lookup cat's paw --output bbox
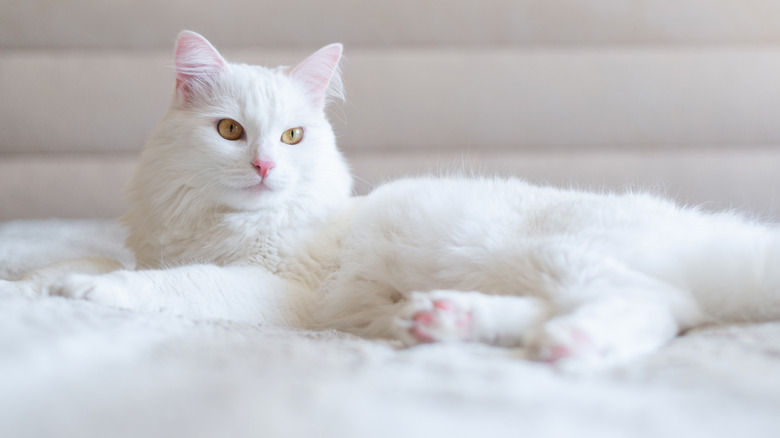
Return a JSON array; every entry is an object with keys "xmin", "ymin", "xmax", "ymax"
[
  {"xmin": 50, "ymin": 272, "xmax": 135, "ymax": 309},
  {"xmin": 530, "ymin": 319, "xmax": 604, "ymax": 370},
  {"xmin": 395, "ymin": 291, "xmax": 474, "ymax": 346},
  {"xmin": 529, "ymin": 306, "xmax": 670, "ymax": 372}
]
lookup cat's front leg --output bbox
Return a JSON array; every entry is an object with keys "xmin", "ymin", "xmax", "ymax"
[
  {"xmin": 395, "ymin": 290, "xmax": 550, "ymax": 348},
  {"xmin": 52, "ymin": 264, "xmax": 310, "ymax": 326},
  {"xmin": 52, "ymin": 271, "xmax": 147, "ymax": 310},
  {"xmin": 1, "ymin": 257, "xmax": 124, "ymax": 297}
]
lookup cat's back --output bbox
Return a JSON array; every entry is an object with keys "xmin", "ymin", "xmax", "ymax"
[
  {"xmin": 351, "ymin": 176, "xmax": 679, "ymax": 243},
  {"xmin": 334, "ymin": 175, "xmax": 716, "ymax": 296}
]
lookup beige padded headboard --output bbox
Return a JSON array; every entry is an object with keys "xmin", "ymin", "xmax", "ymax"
[{"xmin": 1, "ymin": 0, "xmax": 779, "ymax": 220}]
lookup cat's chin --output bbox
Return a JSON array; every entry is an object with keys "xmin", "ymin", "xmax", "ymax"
[
  {"xmin": 220, "ymin": 182, "xmax": 286, "ymax": 211},
  {"xmin": 242, "ymin": 181, "xmax": 272, "ymax": 195}
]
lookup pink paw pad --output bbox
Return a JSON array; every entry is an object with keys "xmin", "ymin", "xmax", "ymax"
[
  {"xmin": 413, "ymin": 311, "xmax": 435, "ymax": 325},
  {"xmin": 539, "ymin": 329, "xmax": 595, "ymax": 363},
  {"xmin": 407, "ymin": 299, "xmax": 473, "ymax": 344},
  {"xmin": 433, "ymin": 300, "xmax": 454, "ymax": 311},
  {"xmin": 542, "ymin": 346, "xmax": 573, "ymax": 363}
]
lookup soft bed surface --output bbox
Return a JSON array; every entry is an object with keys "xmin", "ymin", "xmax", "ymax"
[{"xmin": 1, "ymin": 219, "xmax": 779, "ymax": 438}]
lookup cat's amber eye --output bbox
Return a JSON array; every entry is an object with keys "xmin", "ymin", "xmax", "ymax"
[
  {"xmin": 217, "ymin": 119, "xmax": 244, "ymax": 141},
  {"xmin": 281, "ymin": 127, "xmax": 304, "ymax": 145}
]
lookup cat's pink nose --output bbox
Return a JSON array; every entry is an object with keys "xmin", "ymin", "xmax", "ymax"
[{"xmin": 252, "ymin": 159, "xmax": 275, "ymax": 179}]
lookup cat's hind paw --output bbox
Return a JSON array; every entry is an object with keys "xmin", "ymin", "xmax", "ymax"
[
  {"xmin": 395, "ymin": 291, "xmax": 474, "ymax": 346},
  {"xmin": 528, "ymin": 301, "xmax": 677, "ymax": 372},
  {"xmin": 531, "ymin": 319, "xmax": 602, "ymax": 369}
]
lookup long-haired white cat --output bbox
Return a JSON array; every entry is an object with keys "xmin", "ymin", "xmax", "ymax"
[{"xmin": 9, "ymin": 31, "xmax": 780, "ymax": 369}]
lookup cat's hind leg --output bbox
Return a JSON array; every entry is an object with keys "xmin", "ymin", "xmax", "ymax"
[
  {"xmin": 530, "ymin": 297, "xmax": 680, "ymax": 370},
  {"xmin": 529, "ymin": 269, "xmax": 705, "ymax": 370},
  {"xmin": 395, "ymin": 290, "xmax": 549, "ymax": 348}
]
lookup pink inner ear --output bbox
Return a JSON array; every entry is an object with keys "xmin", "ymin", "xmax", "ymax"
[
  {"xmin": 290, "ymin": 43, "xmax": 343, "ymax": 109},
  {"xmin": 174, "ymin": 31, "xmax": 228, "ymax": 99}
]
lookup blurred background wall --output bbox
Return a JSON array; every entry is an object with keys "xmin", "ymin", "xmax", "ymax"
[{"xmin": 1, "ymin": 0, "xmax": 779, "ymax": 220}]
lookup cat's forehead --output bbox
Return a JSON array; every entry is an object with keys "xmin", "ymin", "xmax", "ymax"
[
  {"xmin": 190, "ymin": 64, "xmax": 317, "ymax": 136},
  {"xmin": 227, "ymin": 64, "xmax": 299, "ymax": 104}
]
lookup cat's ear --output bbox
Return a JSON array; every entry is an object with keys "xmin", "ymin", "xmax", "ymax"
[
  {"xmin": 174, "ymin": 31, "xmax": 228, "ymax": 101},
  {"xmin": 290, "ymin": 43, "xmax": 344, "ymax": 110}
]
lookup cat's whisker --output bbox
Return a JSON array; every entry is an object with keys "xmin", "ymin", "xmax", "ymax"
[
  {"xmin": 318, "ymin": 168, "xmax": 374, "ymax": 187},
  {"xmin": 182, "ymin": 169, "xmax": 214, "ymax": 187},
  {"xmin": 348, "ymin": 174, "xmax": 372, "ymax": 188},
  {"xmin": 316, "ymin": 168, "xmax": 373, "ymax": 196}
]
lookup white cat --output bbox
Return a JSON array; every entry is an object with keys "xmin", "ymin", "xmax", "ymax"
[{"xmin": 10, "ymin": 31, "xmax": 780, "ymax": 369}]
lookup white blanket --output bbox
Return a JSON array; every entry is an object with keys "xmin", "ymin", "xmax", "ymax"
[{"xmin": 1, "ymin": 219, "xmax": 779, "ymax": 438}]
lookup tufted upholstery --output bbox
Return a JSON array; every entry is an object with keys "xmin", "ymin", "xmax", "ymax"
[{"xmin": 1, "ymin": 0, "xmax": 779, "ymax": 220}]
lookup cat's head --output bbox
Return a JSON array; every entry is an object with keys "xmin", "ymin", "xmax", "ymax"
[{"xmin": 139, "ymin": 31, "xmax": 352, "ymax": 215}]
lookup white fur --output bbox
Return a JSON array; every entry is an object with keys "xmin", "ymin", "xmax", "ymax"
[
  {"xmin": 12, "ymin": 32, "xmax": 780, "ymax": 369},
  {"xmin": 122, "ymin": 32, "xmax": 352, "ymax": 270}
]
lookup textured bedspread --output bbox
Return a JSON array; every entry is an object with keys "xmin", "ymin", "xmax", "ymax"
[{"xmin": 1, "ymin": 219, "xmax": 779, "ymax": 438}]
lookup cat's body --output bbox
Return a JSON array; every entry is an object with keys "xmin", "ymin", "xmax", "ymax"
[{"xmin": 8, "ymin": 31, "xmax": 780, "ymax": 369}]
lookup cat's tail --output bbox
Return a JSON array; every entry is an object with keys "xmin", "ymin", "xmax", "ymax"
[{"xmin": 1, "ymin": 257, "xmax": 124, "ymax": 296}]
